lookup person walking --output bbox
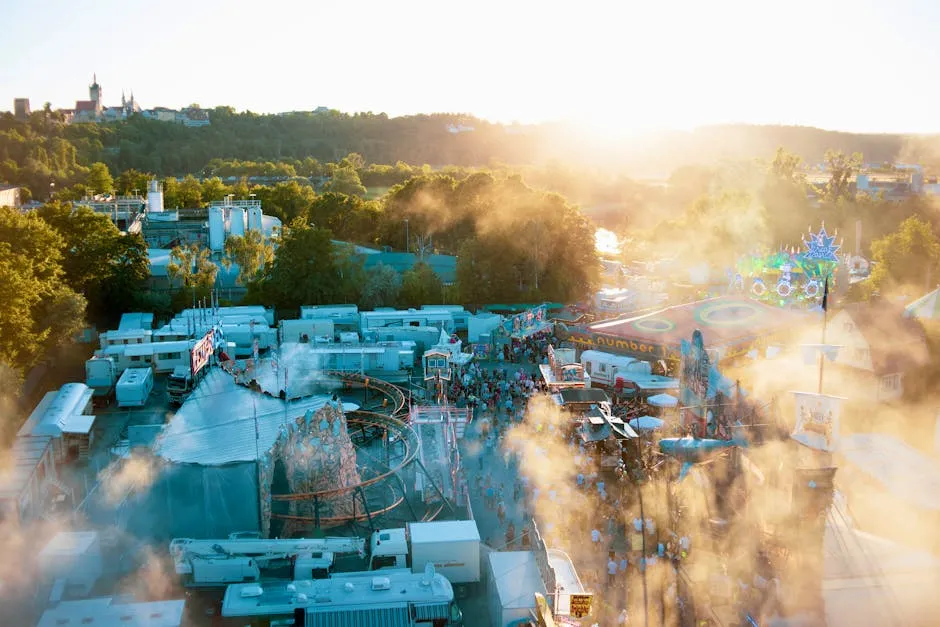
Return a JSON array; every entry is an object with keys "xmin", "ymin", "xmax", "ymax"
[
  {"xmin": 497, "ymin": 499, "xmax": 507, "ymax": 526},
  {"xmin": 505, "ymin": 521, "xmax": 516, "ymax": 549},
  {"xmin": 607, "ymin": 556, "xmax": 618, "ymax": 587}
]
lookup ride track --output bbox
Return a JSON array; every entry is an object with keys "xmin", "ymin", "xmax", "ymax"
[{"xmin": 268, "ymin": 371, "xmax": 424, "ymax": 526}]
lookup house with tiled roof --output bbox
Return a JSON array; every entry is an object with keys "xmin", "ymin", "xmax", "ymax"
[{"xmin": 823, "ymin": 300, "xmax": 928, "ymax": 402}]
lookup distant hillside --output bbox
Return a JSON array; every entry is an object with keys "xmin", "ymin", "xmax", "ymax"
[{"xmin": 5, "ymin": 108, "xmax": 940, "ymax": 180}]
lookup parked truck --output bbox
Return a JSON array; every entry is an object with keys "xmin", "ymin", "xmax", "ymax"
[
  {"xmin": 580, "ymin": 349, "xmax": 678, "ymax": 393},
  {"xmin": 170, "ymin": 534, "xmax": 367, "ymax": 588},
  {"xmin": 369, "ymin": 520, "xmax": 481, "ymax": 585},
  {"xmin": 166, "ymin": 365, "xmax": 207, "ymax": 406},
  {"xmin": 85, "ymin": 356, "xmax": 119, "ymax": 407},
  {"xmin": 115, "ymin": 367, "xmax": 154, "ymax": 408}
]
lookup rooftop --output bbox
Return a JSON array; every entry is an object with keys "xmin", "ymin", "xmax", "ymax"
[
  {"xmin": 152, "ymin": 367, "xmax": 358, "ymax": 465},
  {"xmin": 0, "ymin": 436, "xmax": 53, "ymax": 500},
  {"xmin": 38, "ymin": 531, "xmax": 99, "ymax": 559},
  {"xmin": 222, "ymin": 571, "xmax": 454, "ymax": 617},
  {"xmin": 488, "ymin": 550, "xmax": 547, "ymax": 610},
  {"xmin": 35, "ymin": 597, "xmax": 185, "ymax": 627},
  {"xmin": 18, "ymin": 384, "xmax": 95, "ymax": 437},
  {"xmin": 839, "ymin": 433, "xmax": 940, "ymax": 511}
]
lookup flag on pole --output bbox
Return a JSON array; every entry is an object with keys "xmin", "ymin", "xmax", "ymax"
[{"xmin": 822, "ymin": 275, "xmax": 829, "ymax": 311}]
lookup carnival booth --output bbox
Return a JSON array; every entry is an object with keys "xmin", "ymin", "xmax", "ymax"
[
  {"xmin": 571, "ymin": 296, "xmax": 809, "ymax": 368},
  {"xmin": 539, "ymin": 345, "xmax": 588, "ymax": 392}
]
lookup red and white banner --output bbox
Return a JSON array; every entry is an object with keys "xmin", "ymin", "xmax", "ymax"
[{"xmin": 190, "ymin": 331, "xmax": 214, "ymax": 376}]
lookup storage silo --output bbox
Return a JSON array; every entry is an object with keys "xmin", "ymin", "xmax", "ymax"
[
  {"xmin": 208, "ymin": 206, "xmax": 225, "ymax": 251},
  {"xmin": 147, "ymin": 179, "xmax": 164, "ymax": 213},
  {"xmin": 247, "ymin": 206, "xmax": 263, "ymax": 233},
  {"xmin": 230, "ymin": 207, "xmax": 246, "ymax": 237}
]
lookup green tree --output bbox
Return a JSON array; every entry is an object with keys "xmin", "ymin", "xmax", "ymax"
[
  {"xmin": 869, "ymin": 216, "xmax": 940, "ymax": 295},
  {"xmin": 167, "ymin": 243, "xmax": 218, "ymax": 292},
  {"xmin": 823, "ymin": 150, "xmax": 863, "ymax": 203},
  {"xmin": 37, "ymin": 202, "xmax": 150, "ymax": 324},
  {"xmin": 256, "ymin": 180, "xmax": 316, "ymax": 222},
  {"xmin": 0, "ymin": 207, "xmax": 86, "ymax": 373},
  {"xmin": 162, "ymin": 177, "xmax": 180, "ymax": 208},
  {"xmin": 85, "ymin": 162, "xmax": 114, "ymax": 194},
  {"xmin": 115, "ymin": 168, "xmax": 152, "ymax": 196},
  {"xmin": 360, "ymin": 262, "xmax": 401, "ymax": 309},
  {"xmin": 223, "ymin": 230, "xmax": 274, "ymax": 285},
  {"xmin": 201, "ymin": 177, "xmax": 230, "ymax": 203},
  {"xmin": 400, "ymin": 261, "xmax": 443, "ymax": 308},
  {"xmin": 308, "ymin": 192, "xmax": 382, "ymax": 243},
  {"xmin": 177, "ymin": 175, "xmax": 204, "ymax": 208},
  {"xmin": 324, "ymin": 166, "xmax": 367, "ymax": 197},
  {"xmin": 251, "ymin": 220, "xmax": 362, "ymax": 309}
]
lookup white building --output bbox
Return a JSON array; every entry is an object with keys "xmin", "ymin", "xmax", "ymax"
[{"xmin": 35, "ymin": 598, "xmax": 185, "ymax": 627}]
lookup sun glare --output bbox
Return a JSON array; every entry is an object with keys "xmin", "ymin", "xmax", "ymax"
[{"xmin": 595, "ymin": 228, "xmax": 622, "ymax": 257}]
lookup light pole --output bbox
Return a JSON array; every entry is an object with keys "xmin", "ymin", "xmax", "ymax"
[{"xmin": 404, "ymin": 219, "xmax": 409, "ymax": 253}]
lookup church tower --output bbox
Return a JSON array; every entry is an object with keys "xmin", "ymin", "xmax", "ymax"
[{"xmin": 89, "ymin": 74, "xmax": 102, "ymax": 114}]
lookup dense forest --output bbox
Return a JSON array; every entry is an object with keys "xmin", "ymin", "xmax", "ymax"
[{"xmin": 4, "ymin": 108, "xmax": 940, "ymax": 196}]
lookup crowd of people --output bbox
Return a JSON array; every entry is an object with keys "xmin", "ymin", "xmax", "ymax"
[{"xmin": 457, "ymin": 332, "xmax": 699, "ymax": 626}]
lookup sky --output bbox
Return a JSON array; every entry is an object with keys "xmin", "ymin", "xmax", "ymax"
[{"xmin": 2, "ymin": 0, "xmax": 939, "ymax": 134}]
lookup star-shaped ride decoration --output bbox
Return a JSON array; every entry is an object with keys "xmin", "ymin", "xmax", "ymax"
[{"xmin": 803, "ymin": 226, "xmax": 841, "ymax": 261}]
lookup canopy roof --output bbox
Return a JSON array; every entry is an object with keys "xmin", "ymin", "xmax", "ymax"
[
  {"xmin": 589, "ymin": 296, "xmax": 809, "ymax": 350},
  {"xmin": 904, "ymin": 286, "xmax": 940, "ymax": 320}
]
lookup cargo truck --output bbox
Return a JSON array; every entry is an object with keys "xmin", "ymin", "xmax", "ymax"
[
  {"xmin": 85, "ymin": 356, "xmax": 119, "ymax": 408},
  {"xmin": 170, "ymin": 535, "xmax": 366, "ymax": 588},
  {"xmin": 166, "ymin": 364, "xmax": 208, "ymax": 406},
  {"xmin": 369, "ymin": 520, "xmax": 481, "ymax": 585}
]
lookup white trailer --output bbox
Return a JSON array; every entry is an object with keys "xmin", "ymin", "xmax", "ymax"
[
  {"xmin": 421, "ymin": 305, "xmax": 470, "ymax": 331},
  {"xmin": 222, "ymin": 568, "xmax": 462, "ymax": 627},
  {"xmin": 38, "ymin": 531, "xmax": 103, "ymax": 598},
  {"xmin": 369, "ymin": 520, "xmax": 481, "ymax": 584},
  {"xmin": 359, "ymin": 309, "xmax": 456, "ymax": 334},
  {"xmin": 280, "ymin": 318, "xmax": 335, "ymax": 344},
  {"xmin": 115, "ymin": 367, "xmax": 154, "ymax": 408},
  {"xmin": 220, "ymin": 324, "xmax": 277, "ymax": 357},
  {"xmin": 127, "ymin": 340, "xmax": 195, "ymax": 374},
  {"xmin": 98, "ymin": 328, "xmax": 152, "ymax": 350},
  {"xmin": 468, "ymin": 313, "xmax": 503, "ymax": 343},
  {"xmin": 170, "ymin": 535, "xmax": 366, "ymax": 588},
  {"xmin": 580, "ymin": 349, "xmax": 678, "ymax": 391}
]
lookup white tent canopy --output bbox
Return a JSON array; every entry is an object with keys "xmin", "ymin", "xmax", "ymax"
[{"xmin": 647, "ymin": 393, "xmax": 678, "ymax": 408}]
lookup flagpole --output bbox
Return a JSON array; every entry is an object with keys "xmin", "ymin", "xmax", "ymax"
[{"xmin": 818, "ymin": 275, "xmax": 830, "ymax": 395}]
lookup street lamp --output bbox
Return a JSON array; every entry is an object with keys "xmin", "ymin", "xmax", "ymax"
[{"xmin": 404, "ymin": 219, "xmax": 409, "ymax": 253}]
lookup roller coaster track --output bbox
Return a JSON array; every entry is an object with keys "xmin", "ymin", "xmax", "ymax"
[{"xmin": 320, "ymin": 370, "xmax": 407, "ymax": 417}]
